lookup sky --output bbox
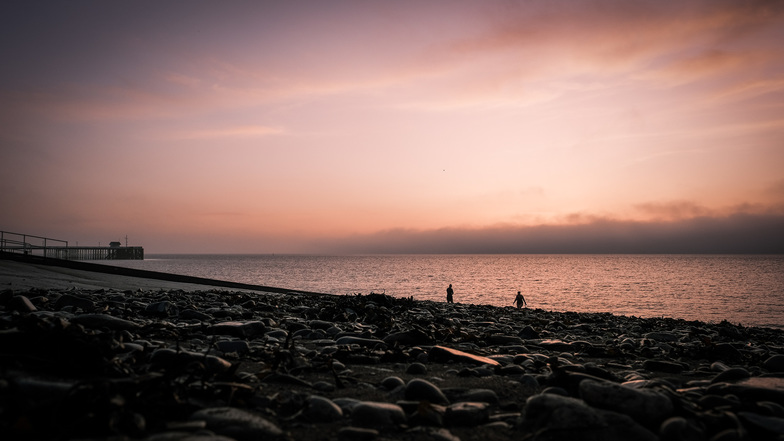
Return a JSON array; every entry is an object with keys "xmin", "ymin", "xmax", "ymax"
[{"xmin": 1, "ymin": 0, "xmax": 783, "ymax": 254}]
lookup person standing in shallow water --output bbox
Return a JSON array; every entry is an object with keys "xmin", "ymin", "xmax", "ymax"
[
  {"xmin": 514, "ymin": 291, "xmax": 527, "ymax": 309},
  {"xmin": 446, "ymin": 284, "xmax": 454, "ymax": 303}
]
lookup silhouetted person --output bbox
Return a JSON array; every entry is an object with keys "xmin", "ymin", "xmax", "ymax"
[
  {"xmin": 446, "ymin": 284, "xmax": 454, "ymax": 303},
  {"xmin": 514, "ymin": 291, "xmax": 527, "ymax": 309}
]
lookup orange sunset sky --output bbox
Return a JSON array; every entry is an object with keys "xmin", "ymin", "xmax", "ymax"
[{"xmin": 2, "ymin": 1, "xmax": 783, "ymax": 254}]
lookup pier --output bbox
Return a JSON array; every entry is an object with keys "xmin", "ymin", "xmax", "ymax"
[{"xmin": 0, "ymin": 231, "xmax": 144, "ymax": 260}]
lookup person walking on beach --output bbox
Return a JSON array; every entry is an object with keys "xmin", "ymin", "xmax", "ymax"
[
  {"xmin": 513, "ymin": 291, "xmax": 527, "ymax": 309},
  {"xmin": 446, "ymin": 284, "xmax": 454, "ymax": 303}
]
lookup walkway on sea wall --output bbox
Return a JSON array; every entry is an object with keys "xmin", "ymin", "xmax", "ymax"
[{"xmin": 0, "ymin": 251, "xmax": 330, "ymax": 296}]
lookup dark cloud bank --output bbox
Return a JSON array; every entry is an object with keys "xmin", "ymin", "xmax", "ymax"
[{"xmin": 316, "ymin": 213, "xmax": 784, "ymax": 254}]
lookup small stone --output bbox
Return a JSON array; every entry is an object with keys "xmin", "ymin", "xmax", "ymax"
[
  {"xmin": 659, "ymin": 416, "xmax": 704, "ymax": 441},
  {"xmin": 710, "ymin": 367, "xmax": 750, "ymax": 384},
  {"xmin": 409, "ymin": 401, "xmax": 445, "ymax": 427},
  {"xmin": 424, "ymin": 427, "xmax": 461, "ymax": 441},
  {"xmin": 351, "ymin": 402, "xmax": 406, "ymax": 429},
  {"xmin": 338, "ymin": 426, "xmax": 379, "ymax": 441},
  {"xmin": 145, "ymin": 301, "xmax": 178, "ymax": 317},
  {"xmin": 406, "ymin": 362, "xmax": 428, "ymax": 375},
  {"xmin": 9, "ymin": 295, "xmax": 36, "ymax": 312},
  {"xmin": 710, "ymin": 428, "xmax": 744, "ymax": 441},
  {"xmin": 644, "ymin": 331, "xmax": 680, "ymax": 342},
  {"xmin": 70, "ymin": 313, "xmax": 140, "ymax": 330},
  {"xmin": 211, "ymin": 321, "xmax": 267, "ymax": 338},
  {"xmin": 54, "ymin": 293, "xmax": 95, "ymax": 311},
  {"xmin": 335, "ymin": 336, "xmax": 386, "ymax": 348},
  {"xmin": 764, "ymin": 355, "xmax": 784, "ymax": 373},
  {"xmin": 498, "ymin": 364, "xmax": 526, "ymax": 376},
  {"xmin": 711, "ymin": 361, "xmax": 732, "ymax": 372},
  {"xmin": 333, "ymin": 397, "xmax": 362, "ymax": 414},
  {"xmin": 444, "ymin": 388, "xmax": 499, "ymax": 405},
  {"xmin": 303, "ymin": 395, "xmax": 343, "ymax": 423},
  {"xmin": 215, "ymin": 340, "xmax": 250, "ymax": 354},
  {"xmin": 518, "ymin": 325, "xmax": 539, "ymax": 339},
  {"xmin": 190, "ymin": 406, "xmax": 283, "ymax": 439},
  {"xmin": 405, "ymin": 378, "xmax": 450, "ymax": 405},
  {"xmin": 266, "ymin": 329, "xmax": 289, "ymax": 340},
  {"xmin": 707, "ymin": 377, "xmax": 784, "ymax": 404},
  {"xmin": 738, "ymin": 411, "xmax": 784, "ymax": 436},
  {"xmin": 643, "ymin": 359, "xmax": 685, "ymax": 373},
  {"xmin": 486, "ymin": 335, "xmax": 524, "ymax": 345},
  {"xmin": 309, "ymin": 320, "xmax": 334, "ymax": 330},
  {"xmin": 383, "ymin": 329, "xmax": 432, "ymax": 345},
  {"xmin": 179, "ymin": 309, "xmax": 213, "ymax": 321},
  {"xmin": 206, "ymin": 321, "xmax": 251, "ymax": 338},
  {"xmin": 313, "ymin": 381, "xmax": 336, "ymax": 392},
  {"xmin": 381, "ymin": 376, "xmax": 405, "ymax": 391},
  {"xmin": 444, "ymin": 402, "xmax": 489, "ymax": 426},
  {"xmin": 710, "ymin": 343, "xmax": 744, "ymax": 363}
]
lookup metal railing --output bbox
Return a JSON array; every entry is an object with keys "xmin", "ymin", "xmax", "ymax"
[
  {"xmin": 1, "ymin": 231, "xmax": 144, "ymax": 260},
  {"xmin": 0, "ymin": 230, "xmax": 68, "ymax": 257}
]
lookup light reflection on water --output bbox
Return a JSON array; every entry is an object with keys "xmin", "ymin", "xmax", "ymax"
[{"xmin": 102, "ymin": 254, "xmax": 784, "ymax": 328}]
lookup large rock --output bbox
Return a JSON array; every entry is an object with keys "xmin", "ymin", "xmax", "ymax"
[
  {"xmin": 579, "ymin": 379, "xmax": 673, "ymax": 426},
  {"xmin": 764, "ymin": 355, "xmax": 784, "ymax": 373},
  {"xmin": 521, "ymin": 393, "xmax": 657, "ymax": 441}
]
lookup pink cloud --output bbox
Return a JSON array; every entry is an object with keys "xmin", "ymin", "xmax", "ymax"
[{"xmin": 165, "ymin": 125, "xmax": 285, "ymax": 140}]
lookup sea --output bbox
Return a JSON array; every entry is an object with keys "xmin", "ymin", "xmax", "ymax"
[{"xmin": 99, "ymin": 254, "xmax": 784, "ymax": 329}]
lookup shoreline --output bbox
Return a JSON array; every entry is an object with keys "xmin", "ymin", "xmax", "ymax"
[{"xmin": 3, "ymin": 258, "xmax": 784, "ymax": 440}]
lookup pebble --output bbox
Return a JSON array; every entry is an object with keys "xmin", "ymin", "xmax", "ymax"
[
  {"xmin": 444, "ymin": 387, "xmax": 499, "ymax": 405},
  {"xmin": 302, "ymin": 395, "xmax": 344, "ymax": 423},
  {"xmin": 406, "ymin": 362, "xmax": 428, "ymax": 375},
  {"xmin": 444, "ymin": 402, "xmax": 489, "ymax": 426},
  {"xmin": 643, "ymin": 359, "xmax": 685, "ymax": 373},
  {"xmin": 4, "ymin": 284, "xmax": 784, "ymax": 441},
  {"xmin": 215, "ymin": 340, "xmax": 250, "ymax": 354},
  {"xmin": 335, "ymin": 336, "xmax": 387, "ymax": 348},
  {"xmin": 381, "ymin": 376, "xmax": 405, "ymax": 391},
  {"xmin": 338, "ymin": 426, "xmax": 379, "ymax": 441},
  {"xmin": 179, "ymin": 309, "xmax": 212, "ymax": 321},
  {"xmin": 9, "ymin": 295, "xmax": 36, "ymax": 312},
  {"xmin": 659, "ymin": 416, "xmax": 705, "ymax": 441},
  {"xmin": 54, "ymin": 293, "xmax": 95, "ymax": 311},
  {"xmin": 351, "ymin": 402, "xmax": 406, "ymax": 429},
  {"xmin": 764, "ymin": 354, "xmax": 784, "ymax": 373},
  {"xmin": 405, "ymin": 378, "xmax": 450, "ymax": 405},
  {"xmin": 190, "ymin": 407, "xmax": 283, "ymax": 439},
  {"xmin": 70, "ymin": 313, "xmax": 140, "ymax": 330}
]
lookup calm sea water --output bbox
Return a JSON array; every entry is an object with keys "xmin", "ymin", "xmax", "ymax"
[{"xmin": 100, "ymin": 254, "xmax": 784, "ymax": 329}]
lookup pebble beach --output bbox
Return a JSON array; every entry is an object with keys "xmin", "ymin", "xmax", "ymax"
[{"xmin": 3, "ymin": 260, "xmax": 784, "ymax": 440}]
